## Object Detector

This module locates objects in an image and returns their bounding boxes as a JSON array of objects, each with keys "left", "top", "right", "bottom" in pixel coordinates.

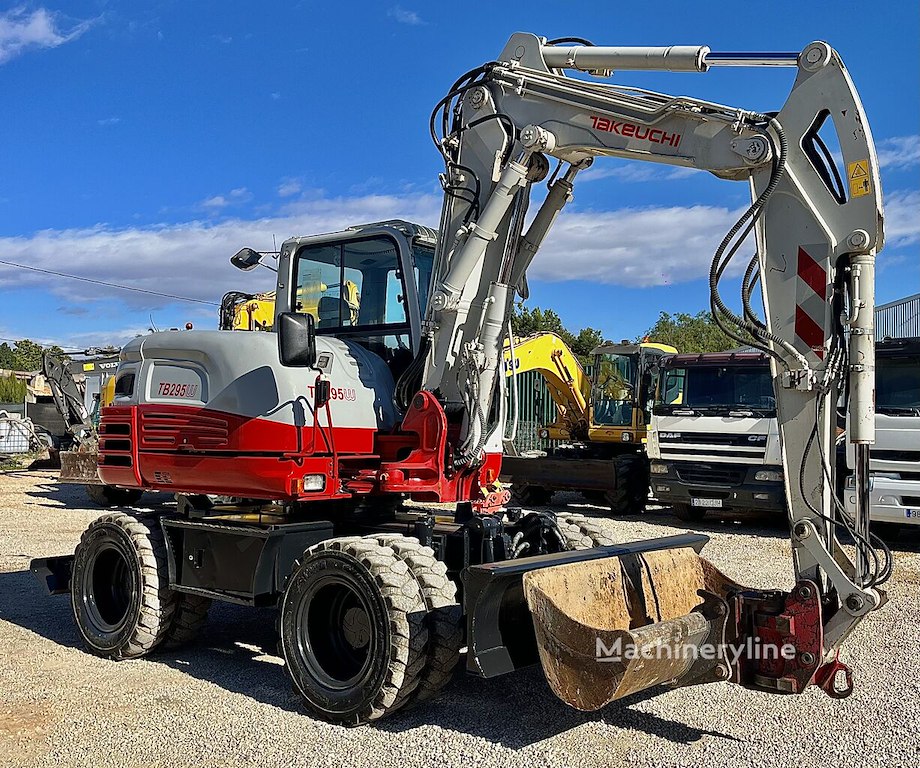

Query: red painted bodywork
[{"left": 98, "top": 392, "right": 501, "bottom": 507}]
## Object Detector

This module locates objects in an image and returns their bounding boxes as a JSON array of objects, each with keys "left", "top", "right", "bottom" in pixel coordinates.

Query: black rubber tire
[
  {"left": 71, "top": 513, "right": 175, "bottom": 659},
  {"left": 85, "top": 485, "right": 144, "bottom": 508},
  {"left": 628, "top": 455, "right": 651, "bottom": 509},
  {"left": 373, "top": 535, "right": 463, "bottom": 703},
  {"left": 673, "top": 503, "right": 707, "bottom": 523},
  {"left": 278, "top": 537, "right": 430, "bottom": 725},
  {"left": 164, "top": 594, "right": 212, "bottom": 649},
  {"left": 558, "top": 513, "right": 618, "bottom": 548},
  {"left": 556, "top": 518, "right": 594, "bottom": 549},
  {"left": 511, "top": 484, "right": 554, "bottom": 506},
  {"left": 604, "top": 454, "right": 646, "bottom": 515}
]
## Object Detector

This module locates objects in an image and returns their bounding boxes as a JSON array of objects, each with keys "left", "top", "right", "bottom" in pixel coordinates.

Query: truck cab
[
  {"left": 647, "top": 351, "right": 784, "bottom": 522},
  {"left": 845, "top": 337, "right": 920, "bottom": 529}
]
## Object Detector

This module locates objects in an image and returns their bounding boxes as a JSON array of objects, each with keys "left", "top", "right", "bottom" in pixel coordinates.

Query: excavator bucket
[
  {"left": 523, "top": 547, "right": 741, "bottom": 710},
  {"left": 462, "top": 532, "right": 743, "bottom": 698},
  {"left": 59, "top": 448, "right": 103, "bottom": 485}
]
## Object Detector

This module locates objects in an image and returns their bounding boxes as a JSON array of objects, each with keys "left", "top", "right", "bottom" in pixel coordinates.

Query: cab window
[{"left": 293, "top": 236, "right": 413, "bottom": 372}]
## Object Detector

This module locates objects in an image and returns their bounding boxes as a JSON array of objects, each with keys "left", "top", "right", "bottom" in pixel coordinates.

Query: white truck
[
  {"left": 845, "top": 336, "right": 920, "bottom": 529},
  {"left": 648, "top": 351, "right": 784, "bottom": 522}
]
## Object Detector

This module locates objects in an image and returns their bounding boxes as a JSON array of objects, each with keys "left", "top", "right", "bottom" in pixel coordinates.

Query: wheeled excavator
[
  {"left": 502, "top": 332, "right": 676, "bottom": 510},
  {"left": 33, "top": 35, "right": 888, "bottom": 725}
]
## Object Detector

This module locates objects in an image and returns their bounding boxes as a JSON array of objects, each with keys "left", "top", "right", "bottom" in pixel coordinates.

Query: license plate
[
  {"left": 906, "top": 509, "right": 918, "bottom": 520},
  {"left": 692, "top": 497, "right": 722, "bottom": 508}
]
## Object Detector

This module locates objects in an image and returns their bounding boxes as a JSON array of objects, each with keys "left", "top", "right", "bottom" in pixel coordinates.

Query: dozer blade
[
  {"left": 59, "top": 449, "right": 102, "bottom": 485},
  {"left": 523, "top": 547, "right": 741, "bottom": 710}
]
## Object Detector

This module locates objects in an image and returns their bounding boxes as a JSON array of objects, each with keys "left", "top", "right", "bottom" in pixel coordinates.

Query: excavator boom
[
  {"left": 503, "top": 332, "right": 590, "bottom": 439},
  {"left": 419, "top": 36, "right": 886, "bottom": 704}
]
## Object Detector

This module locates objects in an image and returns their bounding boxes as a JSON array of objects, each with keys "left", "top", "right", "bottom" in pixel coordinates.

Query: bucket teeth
[
  {"left": 59, "top": 450, "right": 102, "bottom": 484},
  {"left": 523, "top": 547, "right": 740, "bottom": 710}
]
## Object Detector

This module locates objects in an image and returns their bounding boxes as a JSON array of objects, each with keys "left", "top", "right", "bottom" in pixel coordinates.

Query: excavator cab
[
  {"left": 588, "top": 342, "right": 676, "bottom": 439},
  {"left": 276, "top": 221, "right": 437, "bottom": 382}
]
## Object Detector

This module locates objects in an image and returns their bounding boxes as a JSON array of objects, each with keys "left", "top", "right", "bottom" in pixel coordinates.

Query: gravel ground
[{"left": 1, "top": 469, "right": 918, "bottom": 768}]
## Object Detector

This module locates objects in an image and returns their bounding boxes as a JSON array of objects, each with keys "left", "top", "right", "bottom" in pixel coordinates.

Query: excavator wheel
[
  {"left": 630, "top": 456, "right": 651, "bottom": 510},
  {"left": 84, "top": 484, "right": 144, "bottom": 508},
  {"left": 164, "top": 594, "right": 212, "bottom": 649},
  {"left": 511, "top": 484, "right": 554, "bottom": 507},
  {"left": 278, "top": 537, "right": 430, "bottom": 725},
  {"left": 558, "top": 513, "right": 617, "bottom": 548},
  {"left": 71, "top": 513, "right": 175, "bottom": 659},
  {"left": 604, "top": 455, "right": 645, "bottom": 515},
  {"left": 373, "top": 535, "right": 463, "bottom": 703}
]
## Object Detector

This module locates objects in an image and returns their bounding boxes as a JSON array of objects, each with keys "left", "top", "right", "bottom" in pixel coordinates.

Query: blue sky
[{"left": 0, "top": 0, "right": 917, "bottom": 350}]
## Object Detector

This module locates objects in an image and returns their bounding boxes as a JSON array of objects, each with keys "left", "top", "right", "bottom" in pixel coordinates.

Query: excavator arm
[
  {"left": 415, "top": 35, "right": 886, "bottom": 701},
  {"left": 503, "top": 332, "right": 590, "bottom": 439}
]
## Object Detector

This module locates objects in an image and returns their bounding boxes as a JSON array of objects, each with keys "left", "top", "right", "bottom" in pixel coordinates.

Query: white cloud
[
  {"left": 277, "top": 179, "right": 302, "bottom": 197},
  {"left": 97, "top": 116, "right": 121, "bottom": 126},
  {"left": 533, "top": 203, "right": 740, "bottom": 286},
  {"left": 885, "top": 189, "right": 919, "bottom": 247},
  {"left": 0, "top": 193, "right": 443, "bottom": 314},
  {"left": 0, "top": 7, "right": 92, "bottom": 64},
  {"left": 387, "top": 6, "right": 425, "bottom": 25},
  {"left": 1, "top": 185, "right": 915, "bottom": 347},
  {"left": 200, "top": 187, "right": 251, "bottom": 210},
  {"left": 876, "top": 135, "right": 920, "bottom": 170},
  {"left": 201, "top": 195, "right": 230, "bottom": 209}
]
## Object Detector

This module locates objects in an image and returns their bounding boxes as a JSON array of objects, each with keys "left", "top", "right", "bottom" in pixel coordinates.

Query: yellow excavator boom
[{"left": 503, "top": 332, "right": 590, "bottom": 439}]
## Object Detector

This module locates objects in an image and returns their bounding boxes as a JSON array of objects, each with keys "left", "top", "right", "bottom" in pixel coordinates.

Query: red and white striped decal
[{"left": 795, "top": 246, "right": 827, "bottom": 359}]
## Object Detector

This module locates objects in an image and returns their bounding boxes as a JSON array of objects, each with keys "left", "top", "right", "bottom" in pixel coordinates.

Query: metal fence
[{"left": 507, "top": 369, "right": 568, "bottom": 453}]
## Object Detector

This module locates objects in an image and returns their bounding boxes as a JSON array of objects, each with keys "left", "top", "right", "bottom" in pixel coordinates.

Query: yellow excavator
[
  {"left": 219, "top": 283, "right": 360, "bottom": 331},
  {"left": 502, "top": 332, "right": 676, "bottom": 512}
]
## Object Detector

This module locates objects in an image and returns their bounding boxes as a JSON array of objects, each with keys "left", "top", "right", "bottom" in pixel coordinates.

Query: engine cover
[{"left": 97, "top": 330, "right": 397, "bottom": 498}]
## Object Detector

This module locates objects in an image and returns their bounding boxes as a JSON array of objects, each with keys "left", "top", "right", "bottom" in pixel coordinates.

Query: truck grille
[
  {"left": 660, "top": 432, "right": 767, "bottom": 447},
  {"left": 872, "top": 449, "right": 920, "bottom": 463},
  {"left": 676, "top": 465, "right": 745, "bottom": 486}
]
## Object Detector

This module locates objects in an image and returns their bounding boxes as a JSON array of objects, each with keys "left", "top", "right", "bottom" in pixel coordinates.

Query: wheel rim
[
  {"left": 82, "top": 543, "right": 135, "bottom": 633},
  {"left": 295, "top": 573, "right": 377, "bottom": 691}
]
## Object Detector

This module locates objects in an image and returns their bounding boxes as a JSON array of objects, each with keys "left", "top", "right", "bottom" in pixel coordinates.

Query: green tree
[
  {"left": 0, "top": 343, "right": 14, "bottom": 369},
  {"left": 510, "top": 305, "right": 568, "bottom": 338},
  {"left": 569, "top": 327, "right": 605, "bottom": 361},
  {"left": 0, "top": 340, "right": 70, "bottom": 372},
  {"left": 510, "top": 304, "right": 605, "bottom": 366},
  {"left": 10, "top": 339, "right": 45, "bottom": 371},
  {"left": 0, "top": 375, "right": 27, "bottom": 403},
  {"left": 642, "top": 311, "right": 737, "bottom": 353}
]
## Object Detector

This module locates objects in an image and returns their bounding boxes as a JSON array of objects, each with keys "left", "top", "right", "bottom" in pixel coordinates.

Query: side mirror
[
  {"left": 231, "top": 247, "right": 264, "bottom": 271},
  {"left": 277, "top": 312, "right": 317, "bottom": 367}
]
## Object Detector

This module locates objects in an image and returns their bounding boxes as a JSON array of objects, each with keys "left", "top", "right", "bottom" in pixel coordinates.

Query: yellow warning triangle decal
[{"left": 849, "top": 160, "right": 868, "bottom": 179}]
